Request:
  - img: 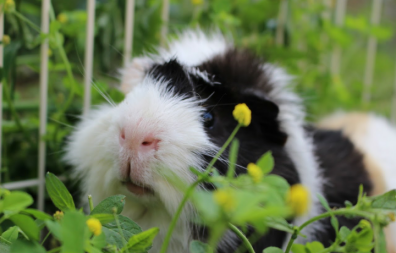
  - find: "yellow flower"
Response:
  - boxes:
[247,163,263,183]
[388,213,395,222]
[57,13,68,24]
[191,0,203,5]
[47,48,53,57]
[4,0,15,12]
[233,103,251,127]
[214,189,235,212]
[2,35,11,46]
[287,184,310,216]
[86,218,102,236]
[53,211,64,221]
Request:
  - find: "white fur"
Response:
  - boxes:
[65,77,216,253]
[120,30,228,93]
[261,64,325,246]
[351,115,396,251]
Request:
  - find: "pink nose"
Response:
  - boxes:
[140,136,160,151]
[119,128,160,152]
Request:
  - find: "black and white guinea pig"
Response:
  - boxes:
[64,30,396,253]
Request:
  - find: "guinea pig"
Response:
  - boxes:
[64,30,396,253]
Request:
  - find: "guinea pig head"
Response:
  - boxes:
[114,66,215,200]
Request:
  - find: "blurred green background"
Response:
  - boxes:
[1,0,395,202]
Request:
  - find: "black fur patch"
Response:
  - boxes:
[145,49,374,252]
[148,59,195,98]
[306,126,373,246]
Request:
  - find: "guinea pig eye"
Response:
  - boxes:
[202,111,215,128]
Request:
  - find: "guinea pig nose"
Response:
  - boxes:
[119,128,126,145]
[140,135,160,152]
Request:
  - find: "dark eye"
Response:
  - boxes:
[202,111,215,128]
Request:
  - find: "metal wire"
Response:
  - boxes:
[83,0,96,115]
[124,0,135,66]
[38,0,50,211]
[0,6,4,184]
[362,0,383,103]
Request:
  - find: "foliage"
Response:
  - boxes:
[0,128,395,252]
[0,173,158,253]
[0,1,396,253]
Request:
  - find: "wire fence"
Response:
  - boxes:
[0,0,396,211]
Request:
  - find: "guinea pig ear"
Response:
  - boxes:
[120,56,154,94]
[243,93,288,146]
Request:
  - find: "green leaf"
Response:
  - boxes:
[103,215,142,238]
[44,220,62,240]
[370,190,396,210]
[256,151,274,175]
[189,240,213,253]
[263,246,284,253]
[91,231,107,250]
[60,211,87,253]
[227,139,239,178]
[10,240,46,253]
[0,238,11,253]
[9,214,39,241]
[102,215,143,249]
[305,242,324,252]
[264,217,294,234]
[90,213,115,225]
[2,191,33,212]
[339,226,351,241]
[330,216,339,234]
[91,195,125,215]
[376,227,387,253]
[120,227,159,253]
[45,172,75,211]
[317,194,331,212]
[21,209,52,220]
[290,244,305,253]
[102,227,127,249]
[1,227,18,243]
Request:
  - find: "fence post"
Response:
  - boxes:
[0,6,4,184]
[160,0,169,47]
[330,0,347,77]
[38,0,50,211]
[276,0,288,46]
[362,0,383,103]
[124,0,135,66]
[392,58,396,124]
[83,0,96,115]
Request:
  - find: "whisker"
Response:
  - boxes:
[74,43,117,107]
[49,117,76,129]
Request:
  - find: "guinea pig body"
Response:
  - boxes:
[64,30,396,252]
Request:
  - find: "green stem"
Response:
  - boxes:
[206,124,241,172]
[13,11,41,33]
[284,208,373,253]
[47,247,61,253]
[298,209,372,232]
[284,228,298,253]
[2,79,35,145]
[48,4,76,116]
[41,231,51,246]
[160,123,242,253]
[228,223,255,253]
[88,195,94,212]
[159,181,200,253]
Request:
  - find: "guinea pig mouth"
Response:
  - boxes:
[122,179,154,196]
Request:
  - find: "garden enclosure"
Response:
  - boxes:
[0,0,396,212]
